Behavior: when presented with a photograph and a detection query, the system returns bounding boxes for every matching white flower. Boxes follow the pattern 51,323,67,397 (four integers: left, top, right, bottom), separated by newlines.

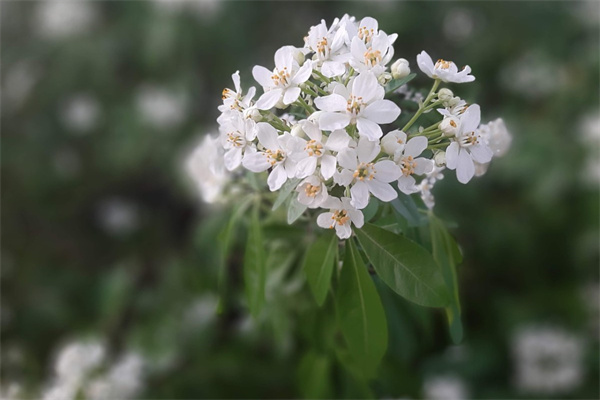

294,121,351,179
394,135,434,194
252,46,313,110
242,123,303,191
317,197,364,239
296,175,329,208
423,375,469,400
417,50,475,83
349,31,396,76
445,104,493,184
136,85,186,129
35,0,97,39
305,19,349,77
512,325,584,395
334,138,401,209
381,129,407,155
61,94,100,133
219,112,257,171
391,58,410,79
186,134,230,204
218,71,256,113
478,118,512,157
314,71,400,141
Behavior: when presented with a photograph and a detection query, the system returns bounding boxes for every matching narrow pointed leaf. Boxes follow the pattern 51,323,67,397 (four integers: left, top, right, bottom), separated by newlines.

303,230,338,306
273,178,300,211
244,205,266,318
385,73,417,94
287,197,307,224
296,351,333,399
336,239,388,379
355,223,451,307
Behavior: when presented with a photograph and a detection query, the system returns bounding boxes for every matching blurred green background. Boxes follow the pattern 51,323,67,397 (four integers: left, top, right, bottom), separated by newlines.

2,1,598,398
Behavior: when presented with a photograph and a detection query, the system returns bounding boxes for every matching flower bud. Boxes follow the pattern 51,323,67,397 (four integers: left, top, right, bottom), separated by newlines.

291,124,306,138
438,88,454,102
244,107,262,121
378,72,392,86
448,96,462,107
434,151,446,167
439,116,460,137
292,48,305,66
391,58,410,79
381,130,406,155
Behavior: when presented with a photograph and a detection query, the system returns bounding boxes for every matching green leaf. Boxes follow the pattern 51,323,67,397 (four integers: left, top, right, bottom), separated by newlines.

244,204,266,318
385,73,417,94
429,213,463,343
272,178,300,211
296,351,333,399
362,197,379,222
336,239,388,379
355,223,451,307
287,197,307,224
390,193,424,227
303,230,338,306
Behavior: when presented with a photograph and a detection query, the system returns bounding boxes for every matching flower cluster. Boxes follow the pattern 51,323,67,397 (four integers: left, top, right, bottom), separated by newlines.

192,15,511,239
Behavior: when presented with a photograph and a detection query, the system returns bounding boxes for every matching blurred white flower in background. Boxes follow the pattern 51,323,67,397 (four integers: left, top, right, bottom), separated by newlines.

572,0,600,27
96,198,140,237
578,112,600,186
3,61,40,113
85,353,145,400
423,375,468,400
500,52,568,99
60,94,101,134
152,0,221,20
580,283,600,337
186,134,230,204
35,0,98,39
183,294,219,328
136,85,187,129
511,325,585,395
443,8,475,43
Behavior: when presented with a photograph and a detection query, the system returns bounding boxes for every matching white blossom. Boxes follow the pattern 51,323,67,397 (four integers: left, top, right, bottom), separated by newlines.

394,135,434,194
296,175,329,208
316,197,364,239
293,122,350,180
218,71,256,114
219,112,257,171
417,50,475,83
391,58,410,79
315,71,400,141
186,134,230,204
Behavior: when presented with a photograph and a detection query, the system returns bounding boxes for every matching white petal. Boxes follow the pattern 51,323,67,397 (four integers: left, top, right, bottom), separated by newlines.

303,121,322,142
367,180,398,202
322,196,342,209
325,129,351,152
460,104,481,133
320,154,336,179
295,157,317,179
414,158,434,175
469,144,493,164
350,181,370,209
456,148,475,184
283,87,301,105
256,89,283,110
335,223,352,239
416,51,434,77
274,46,293,71
321,61,346,78
397,175,418,194
257,122,280,150
319,112,351,131
405,136,428,157
356,118,383,141
374,160,401,182
317,212,335,229
242,152,270,172
292,60,313,84
224,147,242,171
232,71,241,93
352,72,379,103
362,99,401,124
334,169,354,186
314,94,347,112
348,208,364,228
337,148,358,170
350,36,368,64
268,164,287,191
252,65,273,88
445,142,460,170
357,137,380,163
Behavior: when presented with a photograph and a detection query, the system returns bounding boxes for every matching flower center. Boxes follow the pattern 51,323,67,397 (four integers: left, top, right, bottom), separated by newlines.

222,88,233,100
265,149,286,165
305,139,323,157
400,155,417,176
364,49,382,67
459,132,479,147
271,67,291,87
358,26,375,43
227,132,245,148
304,183,320,197
435,59,452,70
346,95,366,117
353,162,375,181
331,209,350,227
317,37,329,58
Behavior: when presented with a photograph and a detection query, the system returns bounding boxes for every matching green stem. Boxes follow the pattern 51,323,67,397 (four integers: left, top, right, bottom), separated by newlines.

306,80,328,96
344,67,355,86
313,69,332,84
296,96,316,115
401,79,441,132
301,85,319,98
